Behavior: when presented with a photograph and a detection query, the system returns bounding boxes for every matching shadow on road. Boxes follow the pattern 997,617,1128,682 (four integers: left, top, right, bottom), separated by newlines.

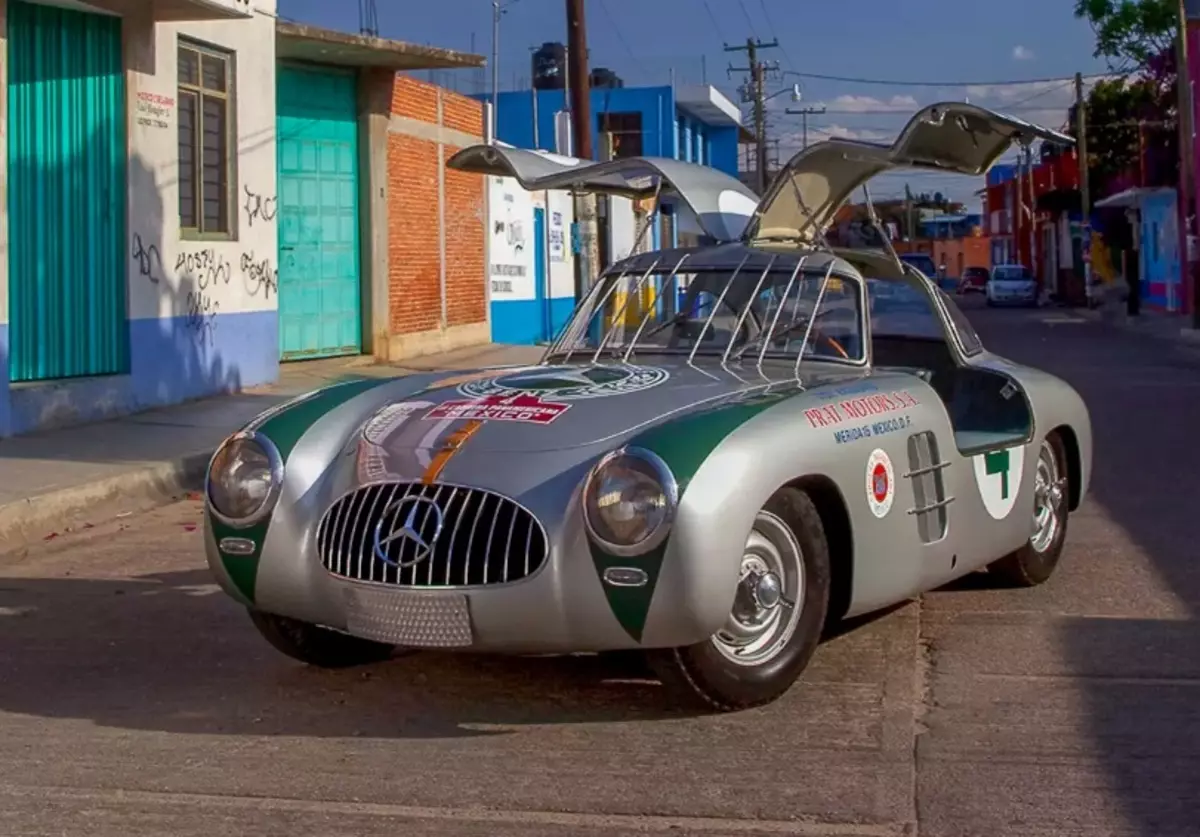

0,567,712,739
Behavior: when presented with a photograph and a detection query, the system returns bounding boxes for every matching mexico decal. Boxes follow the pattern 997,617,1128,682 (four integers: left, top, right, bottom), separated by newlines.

425,392,569,424
972,444,1026,519
865,448,895,518
457,365,669,401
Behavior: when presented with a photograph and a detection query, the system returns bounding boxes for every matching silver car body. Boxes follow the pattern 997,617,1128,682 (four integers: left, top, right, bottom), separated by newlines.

204,103,1091,654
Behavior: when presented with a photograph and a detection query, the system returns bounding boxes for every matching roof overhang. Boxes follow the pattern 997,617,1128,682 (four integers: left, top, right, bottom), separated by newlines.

276,21,485,71
69,0,250,20
675,85,742,127
1093,186,1171,209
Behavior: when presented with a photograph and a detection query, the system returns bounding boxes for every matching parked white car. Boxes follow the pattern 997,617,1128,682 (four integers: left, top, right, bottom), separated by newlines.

986,265,1038,307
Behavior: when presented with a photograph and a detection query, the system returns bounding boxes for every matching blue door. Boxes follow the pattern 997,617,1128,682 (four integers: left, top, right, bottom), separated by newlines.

534,207,548,343
7,0,127,382
276,65,361,360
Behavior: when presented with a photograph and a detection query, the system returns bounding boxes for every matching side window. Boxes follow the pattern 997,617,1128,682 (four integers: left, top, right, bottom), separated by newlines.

178,40,235,237
866,279,948,340
934,288,985,356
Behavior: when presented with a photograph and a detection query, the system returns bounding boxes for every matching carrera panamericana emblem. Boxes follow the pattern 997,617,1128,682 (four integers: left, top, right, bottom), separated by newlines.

425,392,570,424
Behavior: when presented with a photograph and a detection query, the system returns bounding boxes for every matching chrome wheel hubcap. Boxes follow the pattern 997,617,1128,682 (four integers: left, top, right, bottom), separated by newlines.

1030,440,1065,553
713,511,804,666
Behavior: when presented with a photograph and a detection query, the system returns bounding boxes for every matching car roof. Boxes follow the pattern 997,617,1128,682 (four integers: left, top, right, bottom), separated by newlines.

606,242,913,282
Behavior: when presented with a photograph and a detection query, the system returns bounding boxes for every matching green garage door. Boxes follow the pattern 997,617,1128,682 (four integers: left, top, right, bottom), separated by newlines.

276,65,362,360
7,0,127,382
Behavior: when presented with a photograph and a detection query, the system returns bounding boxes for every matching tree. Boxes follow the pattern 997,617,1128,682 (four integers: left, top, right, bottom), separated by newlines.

1068,68,1177,196
1073,0,1178,71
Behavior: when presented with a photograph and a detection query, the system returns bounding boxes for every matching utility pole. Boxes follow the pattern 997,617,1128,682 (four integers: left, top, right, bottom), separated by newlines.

1074,72,1093,307
565,0,597,300
726,37,779,194
785,104,827,150
490,1,501,141
566,0,592,160
904,183,915,242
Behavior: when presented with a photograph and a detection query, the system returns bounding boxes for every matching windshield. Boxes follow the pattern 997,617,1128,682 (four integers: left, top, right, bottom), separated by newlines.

992,266,1031,281
900,254,937,276
546,255,866,367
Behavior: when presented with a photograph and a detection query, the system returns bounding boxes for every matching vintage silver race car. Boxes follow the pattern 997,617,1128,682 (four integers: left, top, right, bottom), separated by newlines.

204,103,1092,711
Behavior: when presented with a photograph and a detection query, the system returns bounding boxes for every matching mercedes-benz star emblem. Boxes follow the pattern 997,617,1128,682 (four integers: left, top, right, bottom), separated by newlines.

372,496,445,568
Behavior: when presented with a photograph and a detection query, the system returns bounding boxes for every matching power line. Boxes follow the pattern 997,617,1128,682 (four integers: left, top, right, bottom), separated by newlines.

735,0,758,38
597,0,647,76
698,0,726,44
780,69,1122,88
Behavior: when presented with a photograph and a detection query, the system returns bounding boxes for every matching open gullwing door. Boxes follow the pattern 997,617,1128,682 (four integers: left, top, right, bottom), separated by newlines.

446,144,760,242
744,102,1076,244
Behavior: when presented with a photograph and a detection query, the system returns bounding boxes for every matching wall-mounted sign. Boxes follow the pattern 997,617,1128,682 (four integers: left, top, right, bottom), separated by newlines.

135,91,174,130
488,177,535,300
548,208,566,262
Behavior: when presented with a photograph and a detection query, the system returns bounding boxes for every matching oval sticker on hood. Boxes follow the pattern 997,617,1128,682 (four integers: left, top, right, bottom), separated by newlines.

457,365,670,401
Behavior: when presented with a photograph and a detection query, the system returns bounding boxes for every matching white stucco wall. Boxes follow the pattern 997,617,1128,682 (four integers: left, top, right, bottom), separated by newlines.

125,2,278,324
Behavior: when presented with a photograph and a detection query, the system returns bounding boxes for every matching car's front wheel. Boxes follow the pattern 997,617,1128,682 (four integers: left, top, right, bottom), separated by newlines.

248,609,397,668
988,434,1070,586
646,487,831,711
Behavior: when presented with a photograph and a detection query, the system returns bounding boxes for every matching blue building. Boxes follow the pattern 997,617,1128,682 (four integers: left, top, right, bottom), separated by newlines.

475,83,750,346
480,83,747,179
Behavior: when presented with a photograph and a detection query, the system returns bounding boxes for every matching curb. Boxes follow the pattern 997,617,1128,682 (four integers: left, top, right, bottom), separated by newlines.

0,448,214,554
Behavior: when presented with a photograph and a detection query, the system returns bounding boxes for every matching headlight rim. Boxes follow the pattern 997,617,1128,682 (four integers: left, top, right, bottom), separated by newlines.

205,430,285,529
582,445,679,557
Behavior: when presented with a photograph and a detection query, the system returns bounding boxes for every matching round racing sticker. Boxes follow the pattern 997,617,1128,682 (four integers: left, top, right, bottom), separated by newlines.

458,365,669,401
865,448,895,518
971,444,1026,520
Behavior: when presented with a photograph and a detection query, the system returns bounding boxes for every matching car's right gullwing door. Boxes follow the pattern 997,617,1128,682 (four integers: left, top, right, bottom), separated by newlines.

743,102,1075,246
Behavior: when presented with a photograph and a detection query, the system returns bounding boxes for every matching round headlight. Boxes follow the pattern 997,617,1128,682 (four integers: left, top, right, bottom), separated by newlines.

582,447,678,556
205,431,284,527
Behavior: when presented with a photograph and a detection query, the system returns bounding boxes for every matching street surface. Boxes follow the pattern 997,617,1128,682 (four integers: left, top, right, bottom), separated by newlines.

1,300,1198,836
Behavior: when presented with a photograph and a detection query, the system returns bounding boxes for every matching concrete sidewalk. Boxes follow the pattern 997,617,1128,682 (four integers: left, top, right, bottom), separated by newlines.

0,343,544,553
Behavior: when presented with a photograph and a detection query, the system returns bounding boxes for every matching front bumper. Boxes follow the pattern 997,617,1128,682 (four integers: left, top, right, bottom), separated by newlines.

205,492,736,656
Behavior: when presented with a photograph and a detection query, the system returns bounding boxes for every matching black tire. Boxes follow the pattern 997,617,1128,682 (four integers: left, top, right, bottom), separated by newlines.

988,434,1070,587
247,608,397,668
646,487,831,712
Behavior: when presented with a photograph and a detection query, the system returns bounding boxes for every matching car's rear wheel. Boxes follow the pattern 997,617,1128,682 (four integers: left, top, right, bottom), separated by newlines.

646,487,831,711
988,434,1070,587
248,609,397,668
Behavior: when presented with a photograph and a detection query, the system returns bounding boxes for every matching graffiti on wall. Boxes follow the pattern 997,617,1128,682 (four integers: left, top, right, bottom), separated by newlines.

243,186,277,227
131,234,164,284
130,233,282,346
240,251,278,298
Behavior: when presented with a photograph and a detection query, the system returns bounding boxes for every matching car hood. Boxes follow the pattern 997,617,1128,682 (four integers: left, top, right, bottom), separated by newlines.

350,360,868,468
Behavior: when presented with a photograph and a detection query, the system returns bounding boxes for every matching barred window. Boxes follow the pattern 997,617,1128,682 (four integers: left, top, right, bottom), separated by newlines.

178,40,234,236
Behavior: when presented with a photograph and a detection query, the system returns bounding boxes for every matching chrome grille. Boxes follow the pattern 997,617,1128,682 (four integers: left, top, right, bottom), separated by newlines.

316,482,549,588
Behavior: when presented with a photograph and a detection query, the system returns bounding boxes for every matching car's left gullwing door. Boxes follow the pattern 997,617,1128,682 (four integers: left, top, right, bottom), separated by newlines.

446,144,760,242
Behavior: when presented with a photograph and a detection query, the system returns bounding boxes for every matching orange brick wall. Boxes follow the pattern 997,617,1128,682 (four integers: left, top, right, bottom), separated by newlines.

388,75,486,340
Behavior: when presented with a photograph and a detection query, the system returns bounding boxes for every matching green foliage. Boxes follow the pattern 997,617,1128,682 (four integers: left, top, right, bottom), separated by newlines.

1069,74,1177,195
1073,0,1178,70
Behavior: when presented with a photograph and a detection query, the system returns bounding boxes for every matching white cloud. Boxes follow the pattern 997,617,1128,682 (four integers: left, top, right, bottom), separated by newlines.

775,123,891,157
827,94,919,113
1012,45,1034,61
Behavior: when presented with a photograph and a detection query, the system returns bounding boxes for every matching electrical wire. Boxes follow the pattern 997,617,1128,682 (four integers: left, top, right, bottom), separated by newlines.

735,0,758,38
781,69,1121,88
597,0,648,76
698,0,726,44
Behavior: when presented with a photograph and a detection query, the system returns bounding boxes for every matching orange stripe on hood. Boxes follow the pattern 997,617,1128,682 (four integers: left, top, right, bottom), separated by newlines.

420,419,484,484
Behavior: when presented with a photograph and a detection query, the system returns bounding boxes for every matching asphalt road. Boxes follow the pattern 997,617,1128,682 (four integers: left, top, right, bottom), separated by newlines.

1,301,1198,837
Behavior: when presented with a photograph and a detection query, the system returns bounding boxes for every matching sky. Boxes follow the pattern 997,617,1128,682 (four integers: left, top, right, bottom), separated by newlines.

278,0,1118,211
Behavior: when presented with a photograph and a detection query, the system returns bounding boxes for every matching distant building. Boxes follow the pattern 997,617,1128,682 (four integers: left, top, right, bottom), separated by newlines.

479,83,753,248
